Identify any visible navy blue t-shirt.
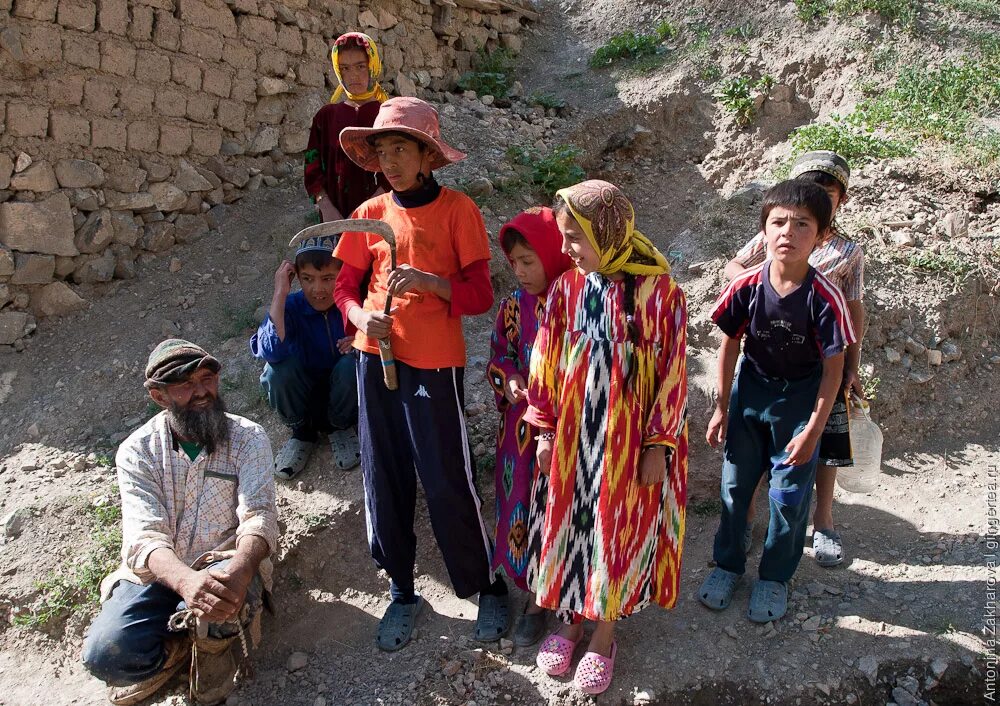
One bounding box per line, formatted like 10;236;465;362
711;261;855;380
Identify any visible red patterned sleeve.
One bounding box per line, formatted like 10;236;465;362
643;280;688;449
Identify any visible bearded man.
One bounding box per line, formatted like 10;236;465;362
81;339;278;706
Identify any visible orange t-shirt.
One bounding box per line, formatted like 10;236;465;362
334;188;491;369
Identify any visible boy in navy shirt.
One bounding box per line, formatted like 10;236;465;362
698;180;856;623
251;235;360;477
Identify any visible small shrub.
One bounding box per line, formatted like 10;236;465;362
507;144;587;197
860;371;881;401
833;0;921;26
589;21;678;68
529;91;567;111
789;118;911;164
906;250;974;279
457;47;516;98
794;0;831;20
698;62;723;82
14;503;122;630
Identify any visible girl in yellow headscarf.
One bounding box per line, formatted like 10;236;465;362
304;32;390;221
526;180;688;695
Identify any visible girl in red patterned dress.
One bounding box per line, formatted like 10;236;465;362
488;207;572;647
526;180;688;695
303;32;389;222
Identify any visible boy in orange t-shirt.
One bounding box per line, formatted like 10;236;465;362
333;97;508;651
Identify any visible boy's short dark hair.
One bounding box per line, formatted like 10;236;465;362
500;226;531;255
796;169;847;198
294;249;341;272
366;131;426;150
759;179;834;234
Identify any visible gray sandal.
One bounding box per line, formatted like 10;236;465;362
377;596;423;651
698;567;742;610
274;438;315;480
513;609;547;647
474;594;510;642
813;529;844;567
328;427;361;470
748;580;787;623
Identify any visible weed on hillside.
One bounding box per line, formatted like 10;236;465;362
14;502;122;630
715;75;775;127
794;0;921;26
789;118;911;164
507;144;586;197
457;47;517;98
589;21;678;68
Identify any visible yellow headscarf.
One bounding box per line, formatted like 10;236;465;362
329;32;390;104
555;180;670;276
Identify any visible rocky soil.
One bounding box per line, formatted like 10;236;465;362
0;1;997;705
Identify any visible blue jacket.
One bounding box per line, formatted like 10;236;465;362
250;290;346;371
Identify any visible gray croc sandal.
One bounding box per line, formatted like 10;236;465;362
513;609;547;647
698;567;742;610
474;594;510;642
274;438;316;480
329;427;361;470
743;522;755;555
748;580;787;623
813;529;844;567
377;596;423;652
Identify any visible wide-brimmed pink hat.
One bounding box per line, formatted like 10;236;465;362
339;97;466;173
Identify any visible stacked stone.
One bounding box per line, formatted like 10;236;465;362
0;0;532;348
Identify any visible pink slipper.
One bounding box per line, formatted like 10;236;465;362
573;641;617;694
535;632;581;676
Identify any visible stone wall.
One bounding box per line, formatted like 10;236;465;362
0;0;534;348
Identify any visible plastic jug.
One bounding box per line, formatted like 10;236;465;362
837;396;883;493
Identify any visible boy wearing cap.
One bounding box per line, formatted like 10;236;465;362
724;151;865;568
251;234;360;477
332;96;509;651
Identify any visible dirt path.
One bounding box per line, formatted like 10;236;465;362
0;1;996;704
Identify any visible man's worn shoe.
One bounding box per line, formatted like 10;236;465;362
107;637;190;706
190;634;240;705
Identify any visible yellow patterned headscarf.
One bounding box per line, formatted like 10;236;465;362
329;32;390;104
555;180;670;276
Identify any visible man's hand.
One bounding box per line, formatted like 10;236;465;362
208;562;254;613
535;436;553;477
387;265;439;298
706;405;727;448
638;446;668;486
784;426;821;467
505;374;528;405
337;335;354;354
177;569;242;623
273;261;295;299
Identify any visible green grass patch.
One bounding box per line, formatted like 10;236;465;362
906;250;975;279
14;503;122;630
715;75;775;127
457;47;517;98
794;0;921;25
789;118;912;165
528;91;567;111
794;0;831;20
589;20;678;68
507;144;586;197
941;0;1000;21
723;23;757;40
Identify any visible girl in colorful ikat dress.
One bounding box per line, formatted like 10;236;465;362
304;32;390;222
526;180;688;695
699;180;856;624
488;207;573;648
724;151;865;568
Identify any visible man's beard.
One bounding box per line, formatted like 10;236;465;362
167;395;230;455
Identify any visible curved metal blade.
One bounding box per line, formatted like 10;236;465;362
288;218;396;248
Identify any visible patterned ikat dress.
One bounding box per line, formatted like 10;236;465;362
526;269;689;621
487;288;549;592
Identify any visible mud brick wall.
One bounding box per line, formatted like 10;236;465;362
0;0;533;347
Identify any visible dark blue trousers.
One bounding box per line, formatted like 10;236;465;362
81;560;261;686
713;361;821;583
357;352;494;600
260;354;358;433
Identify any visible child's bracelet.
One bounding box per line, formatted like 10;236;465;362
534;431;556;441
